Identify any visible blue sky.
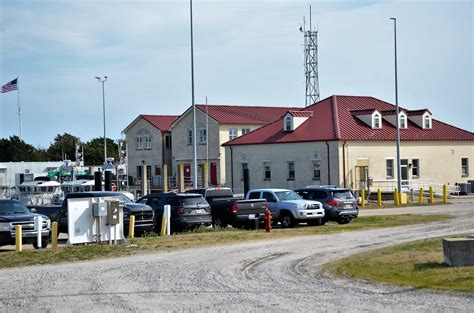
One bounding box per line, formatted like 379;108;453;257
1;0;472;148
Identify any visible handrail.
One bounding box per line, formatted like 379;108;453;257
370;179;460;195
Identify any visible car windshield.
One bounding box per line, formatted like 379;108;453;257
0;201;30;215
275;191;302;201
332;190;354;200
120;194;132;203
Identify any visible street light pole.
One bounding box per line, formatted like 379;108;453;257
190;0;197;188
390;18;401;195
95;76;108;165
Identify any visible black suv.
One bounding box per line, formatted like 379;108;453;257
136;193;212;233
294;186;359;224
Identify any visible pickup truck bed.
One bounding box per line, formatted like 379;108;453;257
186;188;267;229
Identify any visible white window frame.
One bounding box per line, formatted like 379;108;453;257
462;157;469;176
144;135;152;150
423;113;432;129
187;128;193;145
285;116;292;131
229;128;238;140
136;136;143;150
386;158;394;178
399;113;407;129
199;128;207;144
412;158;420;178
263;161;271;180
288;161;295;180
312;160;321;180
373;112;381;129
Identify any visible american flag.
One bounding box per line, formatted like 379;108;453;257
2;78;18;93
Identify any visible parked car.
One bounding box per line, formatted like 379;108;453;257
0;199;51;248
294;186;359;224
246;189;324;228
30;191;155;236
136;193;212;233
185;187;267;229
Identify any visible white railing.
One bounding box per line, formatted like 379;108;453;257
370;179;460;196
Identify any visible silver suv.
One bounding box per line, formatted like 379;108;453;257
295;186;358;224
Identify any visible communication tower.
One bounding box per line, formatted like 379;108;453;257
302;6;320;107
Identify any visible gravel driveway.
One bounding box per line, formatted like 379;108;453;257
0;203;473;312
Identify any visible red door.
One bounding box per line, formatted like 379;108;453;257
183;163;191;186
210;162;217;186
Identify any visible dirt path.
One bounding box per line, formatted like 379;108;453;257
0;203;472;312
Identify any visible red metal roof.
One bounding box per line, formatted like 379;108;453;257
288;110;314;117
195;104;299;125
142;115;180;132
224;95;474;146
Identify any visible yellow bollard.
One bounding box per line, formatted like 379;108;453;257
360;189;365;208
443;184;448;204
377;189;382;208
129;215;135;239
394;188;399;206
418;188;423;205
163;164;168;193
160;213;167;237
15;225;22;252
51;222;58;251
429;186;434;204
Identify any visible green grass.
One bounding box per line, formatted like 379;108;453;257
325;236;474;293
0;214;450;269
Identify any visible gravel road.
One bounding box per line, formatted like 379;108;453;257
0;203;473;312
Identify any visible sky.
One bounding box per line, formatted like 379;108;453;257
1;0;472;148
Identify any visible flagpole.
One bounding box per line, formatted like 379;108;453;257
17;76;22;140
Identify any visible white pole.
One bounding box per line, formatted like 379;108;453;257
165;204;171;236
190;0;198;189
35;216;42;249
17;76;22;140
206;96;209;169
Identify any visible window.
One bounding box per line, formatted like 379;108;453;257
229;128;238;140
136;136;143;150
241;163;248;181
312;160;321;180
187;128;193;145
423;114;431;129
412;159;419;177
144;135;152;149
373;113;381;128
164;134;171;149
199;128;207;144
285;116;292;131
386;159;394;178
288;161;295;180
137;165;142;179
262;192;277;202
146;165;152;179
263;161;271;180
399;114;407;128
242;128;250;135
462;158;469;176
248;192;261;200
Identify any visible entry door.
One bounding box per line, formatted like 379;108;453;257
401;159;409;186
183;163;191;185
210;163;217;186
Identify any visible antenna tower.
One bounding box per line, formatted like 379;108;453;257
303;6;320;107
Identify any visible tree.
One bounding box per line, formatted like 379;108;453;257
47;133;79;161
0;136;48;161
83;137;119;165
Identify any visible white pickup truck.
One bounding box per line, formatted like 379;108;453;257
246;188;325;228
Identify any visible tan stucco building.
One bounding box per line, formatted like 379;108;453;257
224;96;474;194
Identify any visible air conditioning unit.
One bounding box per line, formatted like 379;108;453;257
458;183;471;195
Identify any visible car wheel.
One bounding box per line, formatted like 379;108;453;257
213;216;228;228
280;213;295;228
337;218;351;225
32;237;49;249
